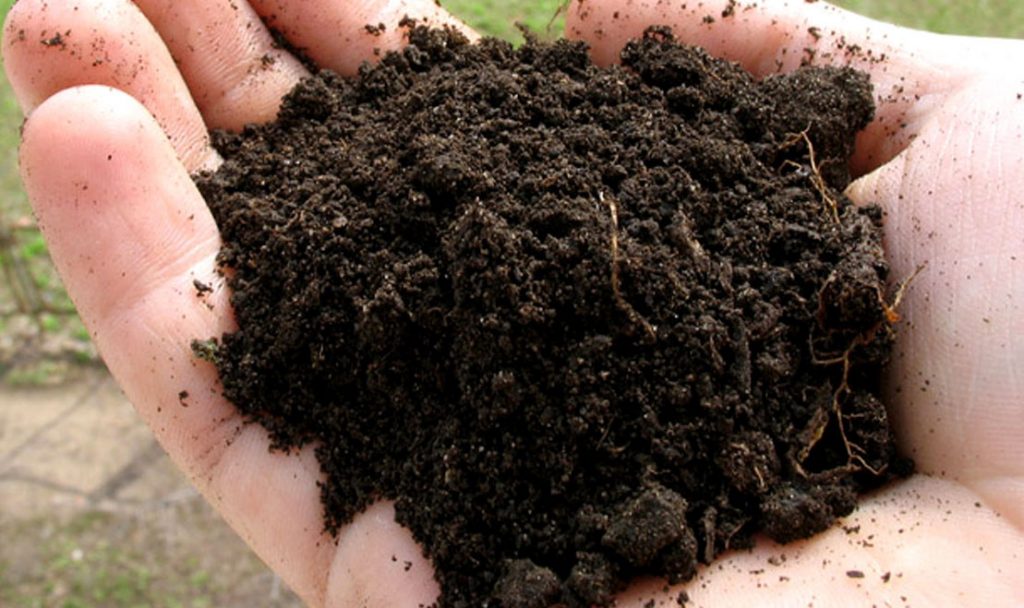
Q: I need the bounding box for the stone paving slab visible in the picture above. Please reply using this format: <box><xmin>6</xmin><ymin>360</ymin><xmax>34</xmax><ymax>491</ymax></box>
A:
<box><xmin>0</xmin><ymin>369</ymin><xmax>303</xmax><ymax>607</ymax></box>
<box><xmin>0</xmin><ymin>371</ymin><xmax>161</xmax><ymax>519</ymax></box>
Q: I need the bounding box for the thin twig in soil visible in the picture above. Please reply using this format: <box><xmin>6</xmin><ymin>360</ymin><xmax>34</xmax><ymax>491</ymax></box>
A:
<box><xmin>803</xmin><ymin>317</ymin><xmax>892</xmax><ymax>477</ymax></box>
<box><xmin>600</xmin><ymin>191</ymin><xmax>657</xmax><ymax>342</ymax></box>
<box><xmin>800</xmin><ymin>263</ymin><xmax>928</xmax><ymax>477</ymax></box>
<box><xmin>830</xmin><ymin>339</ymin><xmax>886</xmax><ymax>476</ymax></box>
<box><xmin>798</xmin><ymin>257</ymin><xmax>929</xmax><ymax>474</ymax></box>
<box><xmin>879</xmin><ymin>262</ymin><xmax>927</xmax><ymax>324</ymax></box>
<box><xmin>603</xmin><ymin>191</ymin><xmax>623</xmax><ymax>302</ymax></box>
<box><xmin>781</xmin><ymin>128</ymin><xmax>840</xmax><ymax>224</ymax></box>
<box><xmin>595</xmin><ymin>413</ymin><xmax>618</xmax><ymax>451</ymax></box>
<box><xmin>547</xmin><ymin>0</ymin><xmax>572</xmax><ymax>34</ymax></box>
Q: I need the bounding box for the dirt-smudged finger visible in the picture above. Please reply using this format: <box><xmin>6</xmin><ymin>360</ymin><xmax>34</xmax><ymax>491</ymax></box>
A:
<box><xmin>3</xmin><ymin>0</ymin><xmax>216</xmax><ymax>172</ymax></box>
<box><xmin>246</xmin><ymin>0</ymin><xmax>478</xmax><ymax>76</ymax></box>
<box><xmin>131</xmin><ymin>0</ymin><xmax>309</xmax><ymax>130</ymax></box>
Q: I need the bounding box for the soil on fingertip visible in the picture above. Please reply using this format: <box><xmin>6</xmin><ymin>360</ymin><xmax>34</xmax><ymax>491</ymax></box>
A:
<box><xmin>194</xmin><ymin>25</ymin><xmax>909</xmax><ymax>608</ymax></box>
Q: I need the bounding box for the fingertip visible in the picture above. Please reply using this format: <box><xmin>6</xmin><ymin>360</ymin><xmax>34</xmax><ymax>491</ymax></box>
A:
<box><xmin>131</xmin><ymin>0</ymin><xmax>311</xmax><ymax>130</ymax></box>
<box><xmin>247</xmin><ymin>0</ymin><xmax>477</xmax><ymax>76</ymax></box>
<box><xmin>21</xmin><ymin>85</ymin><xmax>160</xmax><ymax>210</ymax></box>
<box><xmin>4</xmin><ymin>0</ymin><xmax>135</xmax><ymax>112</ymax></box>
<box><xmin>4</xmin><ymin>0</ymin><xmax>216</xmax><ymax>170</ymax></box>
<box><xmin>20</xmin><ymin>85</ymin><xmax>220</xmax><ymax>326</ymax></box>
<box><xmin>566</xmin><ymin>0</ymin><xmax>887</xmax><ymax>74</ymax></box>
<box><xmin>564</xmin><ymin>0</ymin><xmax>627</xmax><ymax>66</ymax></box>
<box><xmin>844</xmin><ymin>151</ymin><xmax>906</xmax><ymax>211</ymax></box>
<box><xmin>21</xmin><ymin>84</ymin><xmax>185</xmax><ymax>200</ymax></box>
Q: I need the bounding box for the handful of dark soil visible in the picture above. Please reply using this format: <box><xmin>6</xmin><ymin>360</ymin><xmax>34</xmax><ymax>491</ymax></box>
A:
<box><xmin>195</xmin><ymin>25</ymin><xmax>906</xmax><ymax>608</ymax></box>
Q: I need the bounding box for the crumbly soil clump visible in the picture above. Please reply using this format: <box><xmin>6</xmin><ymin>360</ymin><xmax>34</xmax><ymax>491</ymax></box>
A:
<box><xmin>195</xmin><ymin>26</ymin><xmax>906</xmax><ymax>608</ymax></box>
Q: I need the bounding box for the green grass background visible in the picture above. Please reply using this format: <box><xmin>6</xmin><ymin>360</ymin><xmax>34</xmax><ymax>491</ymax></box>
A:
<box><xmin>0</xmin><ymin>0</ymin><xmax>23</xmax><ymax>218</ymax></box>
<box><xmin>442</xmin><ymin>0</ymin><xmax>1024</xmax><ymax>40</ymax></box>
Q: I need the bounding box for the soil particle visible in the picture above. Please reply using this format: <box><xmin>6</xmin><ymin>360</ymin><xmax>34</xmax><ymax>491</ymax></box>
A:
<box><xmin>193</xmin><ymin>279</ymin><xmax>213</xmax><ymax>296</ymax></box>
<box><xmin>195</xmin><ymin>26</ymin><xmax>906</xmax><ymax>608</ymax></box>
<box><xmin>41</xmin><ymin>30</ymin><xmax>69</xmax><ymax>48</ymax></box>
<box><xmin>601</xmin><ymin>483</ymin><xmax>694</xmax><ymax>571</ymax></box>
<box><xmin>495</xmin><ymin>559</ymin><xmax>562</xmax><ymax>608</ymax></box>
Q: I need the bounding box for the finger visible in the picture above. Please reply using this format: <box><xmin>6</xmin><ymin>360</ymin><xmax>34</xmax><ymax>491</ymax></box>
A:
<box><xmin>565</xmin><ymin>0</ymin><xmax>1024</xmax><ymax>174</ymax></box>
<box><xmin>246</xmin><ymin>0</ymin><xmax>478</xmax><ymax>76</ymax></box>
<box><xmin>19</xmin><ymin>84</ymin><xmax>329</xmax><ymax>601</ymax></box>
<box><xmin>614</xmin><ymin>477</ymin><xmax>1024</xmax><ymax>606</ymax></box>
<box><xmin>3</xmin><ymin>0</ymin><xmax>216</xmax><ymax>172</ymax></box>
<box><xmin>18</xmin><ymin>85</ymin><xmax>437</xmax><ymax>607</ymax></box>
<box><xmin>846</xmin><ymin>77</ymin><xmax>1024</xmax><ymax>527</ymax></box>
<box><xmin>325</xmin><ymin>501</ymin><xmax>439</xmax><ymax>607</ymax></box>
<box><xmin>130</xmin><ymin>0</ymin><xmax>309</xmax><ymax>130</ymax></box>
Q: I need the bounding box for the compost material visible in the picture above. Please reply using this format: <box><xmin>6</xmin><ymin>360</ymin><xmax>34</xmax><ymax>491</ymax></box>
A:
<box><xmin>195</xmin><ymin>26</ymin><xmax>905</xmax><ymax>608</ymax></box>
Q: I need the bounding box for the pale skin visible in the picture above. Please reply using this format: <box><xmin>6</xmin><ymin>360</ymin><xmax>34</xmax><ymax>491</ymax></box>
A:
<box><xmin>3</xmin><ymin>0</ymin><xmax>1022</xmax><ymax>605</ymax></box>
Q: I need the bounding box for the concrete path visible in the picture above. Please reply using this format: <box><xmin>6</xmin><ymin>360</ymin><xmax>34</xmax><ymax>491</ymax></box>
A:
<box><xmin>0</xmin><ymin>369</ymin><xmax>303</xmax><ymax>606</ymax></box>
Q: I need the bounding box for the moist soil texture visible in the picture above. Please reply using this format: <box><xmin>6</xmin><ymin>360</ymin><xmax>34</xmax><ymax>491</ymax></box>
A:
<box><xmin>195</xmin><ymin>26</ymin><xmax>907</xmax><ymax>608</ymax></box>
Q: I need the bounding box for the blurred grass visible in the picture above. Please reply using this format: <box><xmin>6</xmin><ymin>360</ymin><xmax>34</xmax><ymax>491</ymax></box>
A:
<box><xmin>441</xmin><ymin>0</ymin><xmax>1024</xmax><ymax>40</ymax></box>
<box><xmin>837</xmin><ymin>0</ymin><xmax>1024</xmax><ymax>38</ymax></box>
<box><xmin>0</xmin><ymin>0</ymin><xmax>1021</xmax><ymax>384</ymax></box>
<box><xmin>443</xmin><ymin>0</ymin><xmax>567</xmax><ymax>41</ymax></box>
<box><xmin>0</xmin><ymin>0</ymin><xmax>25</xmax><ymax>219</ymax></box>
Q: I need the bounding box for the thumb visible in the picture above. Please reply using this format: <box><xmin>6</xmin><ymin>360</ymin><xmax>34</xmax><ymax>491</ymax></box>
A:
<box><xmin>565</xmin><ymin>0</ymin><xmax>1020</xmax><ymax>174</ymax></box>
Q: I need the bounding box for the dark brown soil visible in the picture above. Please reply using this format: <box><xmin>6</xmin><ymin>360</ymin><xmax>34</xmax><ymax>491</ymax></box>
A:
<box><xmin>195</xmin><ymin>26</ymin><xmax>907</xmax><ymax>608</ymax></box>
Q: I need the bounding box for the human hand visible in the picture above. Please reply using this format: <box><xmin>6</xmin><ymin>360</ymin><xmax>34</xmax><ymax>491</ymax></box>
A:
<box><xmin>5</xmin><ymin>1</ymin><xmax>1022</xmax><ymax>607</ymax></box>
<box><xmin>4</xmin><ymin>0</ymin><xmax>475</xmax><ymax>605</ymax></box>
<box><xmin>564</xmin><ymin>0</ymin><xmax>1024</xmax><ymax>605</ymax></box>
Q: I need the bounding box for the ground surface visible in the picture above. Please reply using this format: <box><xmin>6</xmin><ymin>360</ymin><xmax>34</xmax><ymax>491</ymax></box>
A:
<box><xmin>0</xmin><ymin>370</ymin><xmax>303</xmax><ymax>607</ymax></box>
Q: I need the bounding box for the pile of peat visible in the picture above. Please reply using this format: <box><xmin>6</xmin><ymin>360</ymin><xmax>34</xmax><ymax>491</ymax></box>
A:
<box><xmin>195</xmin><ymin>26</ymin><xmax>906</xmax><ymax>608</ymax></box>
